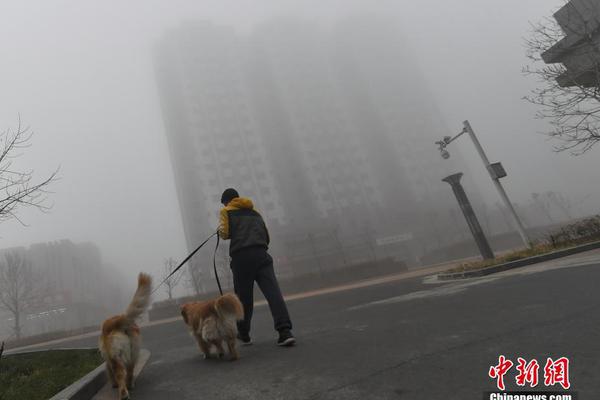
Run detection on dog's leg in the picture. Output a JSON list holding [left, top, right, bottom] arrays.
[[226, 337, 239, 361], [105, 361, 118, 388], [126, 362, 135, 390], [111, 359, 129, 400], [197, 336, 212, 359], [127, 343, 138, 390], [213, 340, 225, 359]]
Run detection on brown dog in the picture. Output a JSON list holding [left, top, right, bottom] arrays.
[[99, 273, 152, 400], [180, 293, 244, 360]]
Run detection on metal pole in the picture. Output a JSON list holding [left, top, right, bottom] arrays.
[[463, 120, 532, 248]]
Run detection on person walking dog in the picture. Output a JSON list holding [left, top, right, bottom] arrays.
[[218, 188, 296, 346]]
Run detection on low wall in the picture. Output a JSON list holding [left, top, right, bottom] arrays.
[[4, 325, 99, 350], [5, 258, 407, 346], [149, 257, 406, 321]]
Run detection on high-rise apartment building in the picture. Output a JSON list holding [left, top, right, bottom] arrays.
[[155, 18, 475, 284], [155, 22, 286, 250], [249, 20, 385, 230], [331, 16, 466, 240]]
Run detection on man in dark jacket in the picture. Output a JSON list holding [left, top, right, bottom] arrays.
[[218, 188, 295, 346]]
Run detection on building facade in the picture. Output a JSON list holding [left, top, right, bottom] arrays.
[[542, 0, 600, 87], [155, 18, 475, 285], [0, 240, 127, 339]]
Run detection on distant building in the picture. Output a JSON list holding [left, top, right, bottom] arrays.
[[155, 18, 477, 286], [542, 0, 600, 87], [0, 240, 127, 338], [331, 16, 465, 239], [154, 22, 285, 242], [248, 20, 384, 234]]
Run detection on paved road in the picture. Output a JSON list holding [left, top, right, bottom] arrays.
[[33, 251, 600, 399]]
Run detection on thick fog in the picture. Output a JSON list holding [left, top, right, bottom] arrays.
[[1, 0, 597, 303]]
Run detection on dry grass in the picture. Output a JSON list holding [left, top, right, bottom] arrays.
[[445, 243, 556, 273], [444, 216, 600, 274]]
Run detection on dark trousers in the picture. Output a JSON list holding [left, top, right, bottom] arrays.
[[231, 247, 292, 335]]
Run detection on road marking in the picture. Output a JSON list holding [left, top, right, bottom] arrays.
[[349, 257, 600, 311], [344, 324, 368, 332], [423, 251, 600, 284], [347, 276, 501, 310]]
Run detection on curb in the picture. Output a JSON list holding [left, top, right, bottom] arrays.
[[48, 362, 107, 400], [91, 349, 151, 400], [437, 240, 600, 280], [48, 349, 151, 400]]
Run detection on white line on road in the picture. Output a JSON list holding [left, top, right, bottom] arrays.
[[348, 257, 600, 311], [347, 276, 501, 310]]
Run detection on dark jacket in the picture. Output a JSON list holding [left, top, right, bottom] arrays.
[[218, 197, 270, 256]]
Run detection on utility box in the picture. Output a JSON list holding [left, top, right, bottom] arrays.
[[487, 162, 507, 179]]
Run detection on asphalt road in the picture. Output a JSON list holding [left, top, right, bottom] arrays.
[[36, 252, 600, 399]]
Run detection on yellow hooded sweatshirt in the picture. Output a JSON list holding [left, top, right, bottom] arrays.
[[218, 197, 270, 255]]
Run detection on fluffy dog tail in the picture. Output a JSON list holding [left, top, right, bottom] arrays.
[[124, 272, 153, 323], [215, 293, 244, 321]]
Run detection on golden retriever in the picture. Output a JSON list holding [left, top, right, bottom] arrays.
[[99, 273, 152, 399], [180, 293, 244, 360]]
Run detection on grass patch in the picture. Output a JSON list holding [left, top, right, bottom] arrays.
[[445, 243, 559, 273], [444, 215, 600, 274], [445, 239, 600, 274], [0, 349, 102, 400]]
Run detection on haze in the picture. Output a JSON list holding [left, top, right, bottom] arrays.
[[2, 0, 596, 299]]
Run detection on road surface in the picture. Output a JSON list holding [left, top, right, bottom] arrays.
[[22, 250, 600, 399]]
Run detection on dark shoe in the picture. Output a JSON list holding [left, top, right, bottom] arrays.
[[277, 330, 296, 347], [237, 333, 253, 346]]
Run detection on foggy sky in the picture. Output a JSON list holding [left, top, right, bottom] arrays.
[[2, 0, 594, 290]]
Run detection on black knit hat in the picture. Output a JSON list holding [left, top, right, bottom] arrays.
[[220, 188, 239, 205]]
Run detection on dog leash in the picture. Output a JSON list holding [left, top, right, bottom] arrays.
[[152, 231, 218, 295], [213, 233, 223, 296]]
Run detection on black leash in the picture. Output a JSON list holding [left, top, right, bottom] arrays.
[[152, 231, 218, 295], [213, 233, 223, 295]]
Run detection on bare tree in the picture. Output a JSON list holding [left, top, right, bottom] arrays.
[[186, 260, 204, 296], [0, 117, 58, 224], [524, 9, 600, 154], [545, 191, 574, 220], [161, 257, 183, 300], [532, 192, 555, 224], [0, 251, 38, 339]]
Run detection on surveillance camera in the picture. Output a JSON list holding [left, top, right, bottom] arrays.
[[441, 150, 450, 159]]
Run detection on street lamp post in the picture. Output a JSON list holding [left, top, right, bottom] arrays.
[[435, 120, 532, 249]]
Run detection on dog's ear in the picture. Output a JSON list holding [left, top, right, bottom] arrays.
[[180, 305, 189, 324]]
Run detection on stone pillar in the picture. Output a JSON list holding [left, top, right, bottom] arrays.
[[442, 173, 494, 260]]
